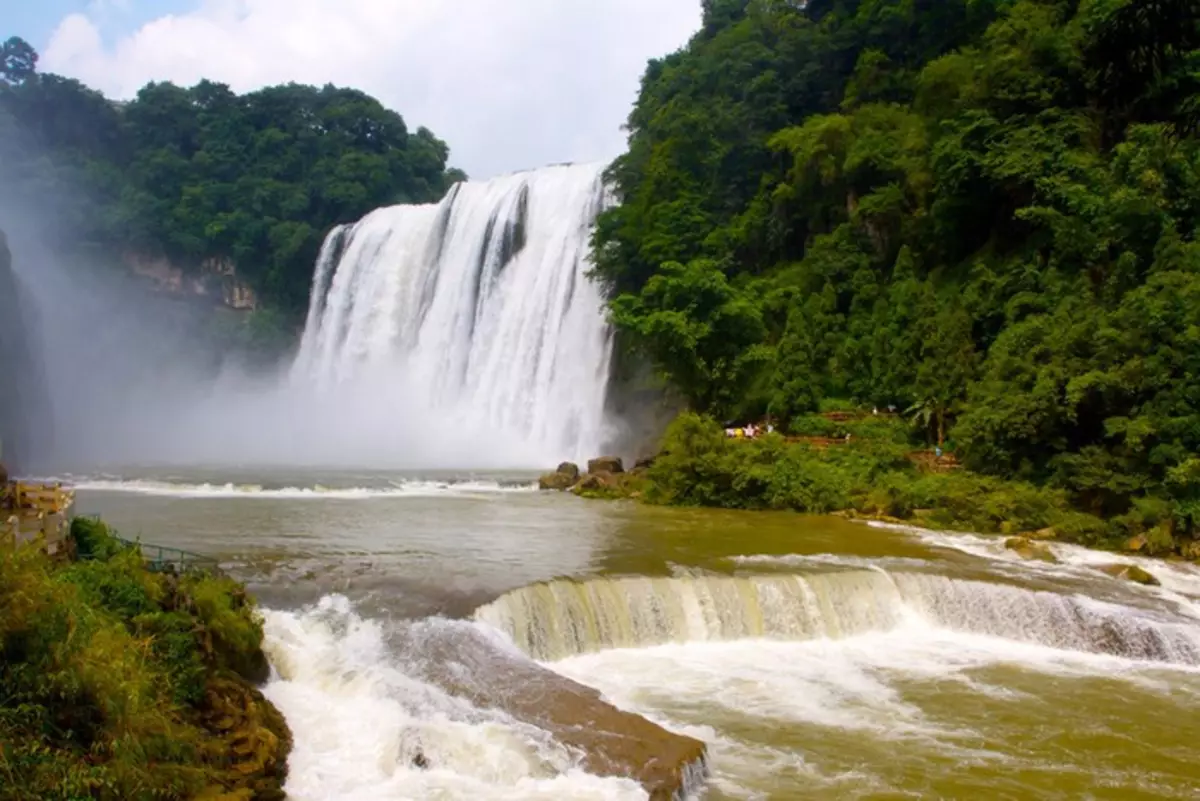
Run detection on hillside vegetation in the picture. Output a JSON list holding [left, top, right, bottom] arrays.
[[0, 36, 463, 323], [595, 0, 1200, 552], [0, 518, 290, 800]]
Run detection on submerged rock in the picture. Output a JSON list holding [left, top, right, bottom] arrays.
[[587, 456, 625, 475], [395, 621, 708, 800], [1004, 537, 1058, 563], [1097, 563, 1161, 586]]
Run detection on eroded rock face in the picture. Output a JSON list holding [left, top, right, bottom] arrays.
[[1005, 537, 1059, 563], [1097, 563, 1161, 586], [397, 621, 708, 800]]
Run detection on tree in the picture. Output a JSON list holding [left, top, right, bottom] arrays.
[[0, 36, 37, 85]]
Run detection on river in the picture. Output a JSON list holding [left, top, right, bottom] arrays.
[[69, 467, 1200, 800]]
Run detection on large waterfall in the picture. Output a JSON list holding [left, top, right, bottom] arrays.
[[292, 163, 615, 464]]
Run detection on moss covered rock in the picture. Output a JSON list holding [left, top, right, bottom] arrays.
[[1097, 563, 1161, 586], [1004, 537, 1058, 563], [587, 456, 625, 474]]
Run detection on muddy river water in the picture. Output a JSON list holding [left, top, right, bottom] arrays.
[[70, 467, 1200, 800]]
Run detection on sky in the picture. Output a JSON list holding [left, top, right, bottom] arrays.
[[16, 0, 702, 180]]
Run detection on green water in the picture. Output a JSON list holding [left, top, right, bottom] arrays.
[[75, 470, 1200, 799]]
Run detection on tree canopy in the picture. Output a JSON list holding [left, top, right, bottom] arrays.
[[595, 0, 1200, 539], [0, 37, 464, 317]]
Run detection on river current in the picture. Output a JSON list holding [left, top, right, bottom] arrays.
[[69, 467, 1200, 800]]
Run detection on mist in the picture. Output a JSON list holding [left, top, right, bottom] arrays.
[[1, 176, 630, 476]]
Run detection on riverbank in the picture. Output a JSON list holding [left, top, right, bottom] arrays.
[[547, 413, 1200, 565], [0, 517, 291, 800]]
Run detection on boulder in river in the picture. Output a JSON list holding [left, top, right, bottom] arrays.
[[587, 456, 625, 475], [556, 462, 581, 482], [538, 468, 577, 491], [1004, 537, 1058, 563], [1096, 563, 1160, 586], [572, 471, 620, 494]]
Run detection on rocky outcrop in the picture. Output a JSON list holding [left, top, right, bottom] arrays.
[[1096, 563, 1161, 586], [1004, 537, 1058, 563], [538, 462, 580, 490], [201, 677, 292, 800], [588, 456, 625, 475], [125, 251, 259, 310], [396, 621, 708, 800]]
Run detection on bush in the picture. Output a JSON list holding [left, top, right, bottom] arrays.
[[643, 413, 1125, 548], [0, 518, 289, 800]]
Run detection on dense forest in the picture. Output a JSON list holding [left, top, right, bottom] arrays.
[[0, 36, 463, 323], [595, 0, 1200, 547]]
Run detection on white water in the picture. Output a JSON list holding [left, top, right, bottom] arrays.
[[262, 596, 649, 800], [475, 571, 1200, 664], [67, 477, 535, 500], [292, 163, 616, 465]]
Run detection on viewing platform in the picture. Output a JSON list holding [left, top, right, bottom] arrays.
[[1, 480, 74, 555]]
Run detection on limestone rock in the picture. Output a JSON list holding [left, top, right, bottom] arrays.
[[1126, 534, 1148, 552], [573, 471, 619, 494], [587, 456, 625, 475], [538, 471, 575, 491], [1004, 537, 1058, 563], [555, 462, 581, 482], [1096, 563, 1160, 586]]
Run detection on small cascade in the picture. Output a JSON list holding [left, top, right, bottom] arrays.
[[474, 571, 1200, 665], [291, 163, 615, 463]]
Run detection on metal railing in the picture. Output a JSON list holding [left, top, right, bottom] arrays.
[[117, 538, 223, 575]]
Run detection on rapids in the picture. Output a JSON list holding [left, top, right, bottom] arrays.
[[75, 472, 1200, 800]]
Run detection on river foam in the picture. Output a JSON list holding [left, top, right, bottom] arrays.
[[66, 477, 536, 499], [261, 596, 651, 801]]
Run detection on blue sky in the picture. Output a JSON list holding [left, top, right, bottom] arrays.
[[12, 0, 188, 52]]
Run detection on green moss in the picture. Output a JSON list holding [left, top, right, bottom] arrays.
[[0, 517, 290, 801]]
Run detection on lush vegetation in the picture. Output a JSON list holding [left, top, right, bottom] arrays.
[[0, 518, 291, 800], [595, 0, 1200, 554], [0, 36, 463, 327]]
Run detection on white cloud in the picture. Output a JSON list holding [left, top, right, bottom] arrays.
[[41, 0, 701, 179]]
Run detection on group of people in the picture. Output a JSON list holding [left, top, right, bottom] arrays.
[[725, 422, 775, 439]]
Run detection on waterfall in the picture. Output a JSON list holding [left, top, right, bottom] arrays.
[[292, 163, 615, 463], [474, 572, 1200, 665]]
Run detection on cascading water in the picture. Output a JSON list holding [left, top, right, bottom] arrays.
[[474, 571, 1200, 665], [292, 163, 615, 464]]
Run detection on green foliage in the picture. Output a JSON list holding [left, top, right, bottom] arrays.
[[0, 518, 288, 800], [0, 46, 463, 319], [645, 413, 1117, 546], [597, 0, 1200, 552]]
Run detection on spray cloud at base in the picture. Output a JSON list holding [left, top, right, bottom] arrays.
[[2, 164, 625, 473]]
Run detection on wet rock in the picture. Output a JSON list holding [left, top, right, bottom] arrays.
[[633, 456, 655, 471], [411, 748, 429, 769], [587, 456, 625, 475], [1004, 537, 1058, 563], [1182, 540, 1200, 561], [1028, 527, 1058, 540], [538, 470, 575, 491], [1097, 563, 1161, 586], [396, 622, 708, 801], [201, 676, 292, 801], [572, 471, 619, 494], [555, 462, 581, 483], [1126, 534, 1148, 552]]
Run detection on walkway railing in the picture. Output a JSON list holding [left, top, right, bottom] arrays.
[[110, 536, 224, 576]]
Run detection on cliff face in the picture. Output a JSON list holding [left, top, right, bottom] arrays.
[[0, 230, 51, 471], [124, 251, 259, 311]]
